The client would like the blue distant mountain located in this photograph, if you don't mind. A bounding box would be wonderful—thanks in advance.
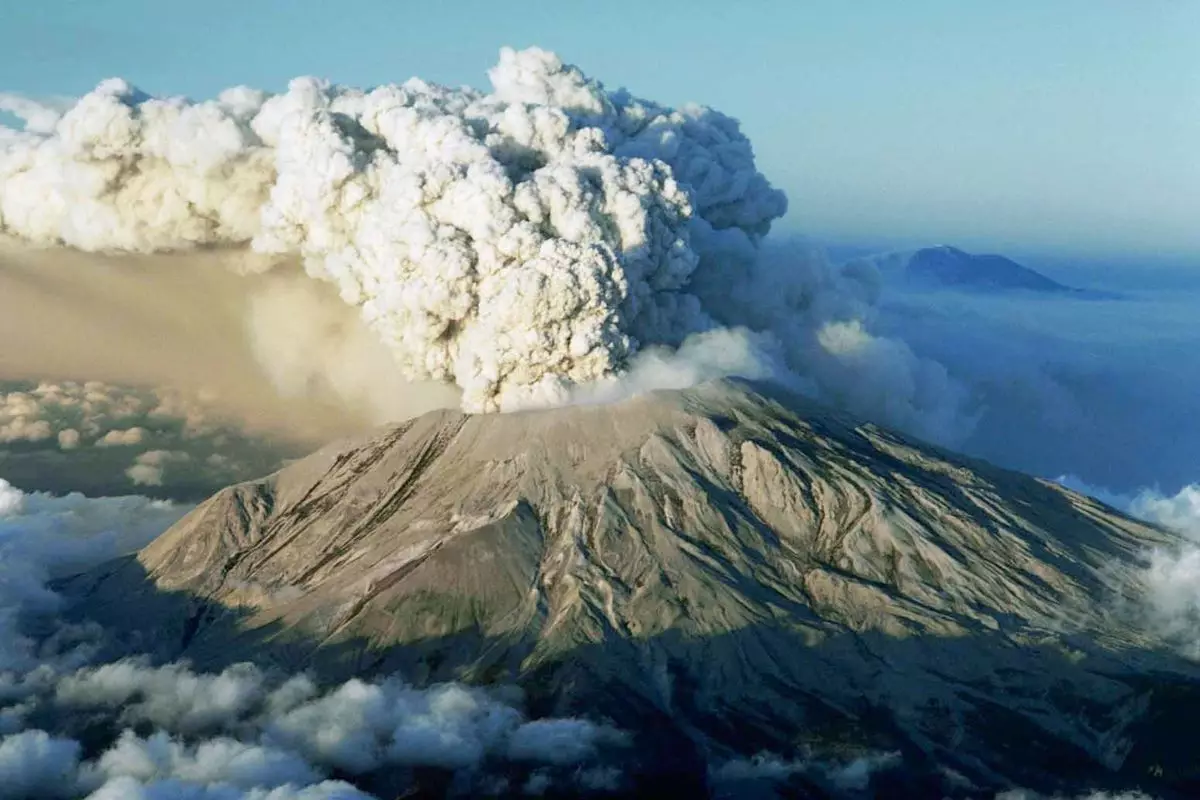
[853,244,1116,295]
[902,245,1072,291]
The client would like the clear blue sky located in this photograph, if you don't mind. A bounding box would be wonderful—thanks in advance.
[1,0,1196,260]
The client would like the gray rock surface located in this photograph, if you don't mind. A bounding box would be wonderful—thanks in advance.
[67,379,1200,795]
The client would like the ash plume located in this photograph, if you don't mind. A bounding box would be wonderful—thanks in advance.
[0,47,973,445]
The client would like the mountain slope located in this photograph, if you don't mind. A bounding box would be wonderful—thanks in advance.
[68,379,1199,796]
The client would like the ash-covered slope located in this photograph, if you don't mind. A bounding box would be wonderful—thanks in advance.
[71,379,1200,795]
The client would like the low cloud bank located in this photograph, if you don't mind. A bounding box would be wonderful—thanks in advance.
[0,378,307,500]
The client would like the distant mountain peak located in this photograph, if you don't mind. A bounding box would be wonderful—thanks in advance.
[904,245,1072,292]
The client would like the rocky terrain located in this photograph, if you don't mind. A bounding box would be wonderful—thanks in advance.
[64,379,1200,797]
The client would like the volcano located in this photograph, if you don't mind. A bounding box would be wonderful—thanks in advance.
[861,245,1082,294]
[66,379,1200,797]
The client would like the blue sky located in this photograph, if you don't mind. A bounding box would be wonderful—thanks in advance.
[1,0,1196,260]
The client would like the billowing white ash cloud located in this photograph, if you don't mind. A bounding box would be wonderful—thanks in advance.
[0,80,273,252]
[0,47,972,444]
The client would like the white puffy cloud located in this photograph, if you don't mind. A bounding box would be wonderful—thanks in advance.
[0,382,207,449]
[42,666,626,797]
[0,480,183,575]
[1141,547,1200,652]
[0,478,186,672]
[0,730,81,799]
[0,391,53,444]
[50,662,626,795]
[84,776,375,800]
[125,450,192,488]
[827,751,900,791]
[1130,484,1200,539]
[1056,476,1200,537]
[0,94,70,136]
[709,748,905,797]
[711,752,806,785]
[85,731,320,791]
[505,718,626,766]
[0,380,303,500]
[1128,483,1200,658]
[95,428,147,448]
[264,678,622,774]
[0,478,22,517]
[56,661,269,735]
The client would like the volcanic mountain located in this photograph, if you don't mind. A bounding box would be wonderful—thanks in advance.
[67,379,1200,797]
[863,245,1077,293]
